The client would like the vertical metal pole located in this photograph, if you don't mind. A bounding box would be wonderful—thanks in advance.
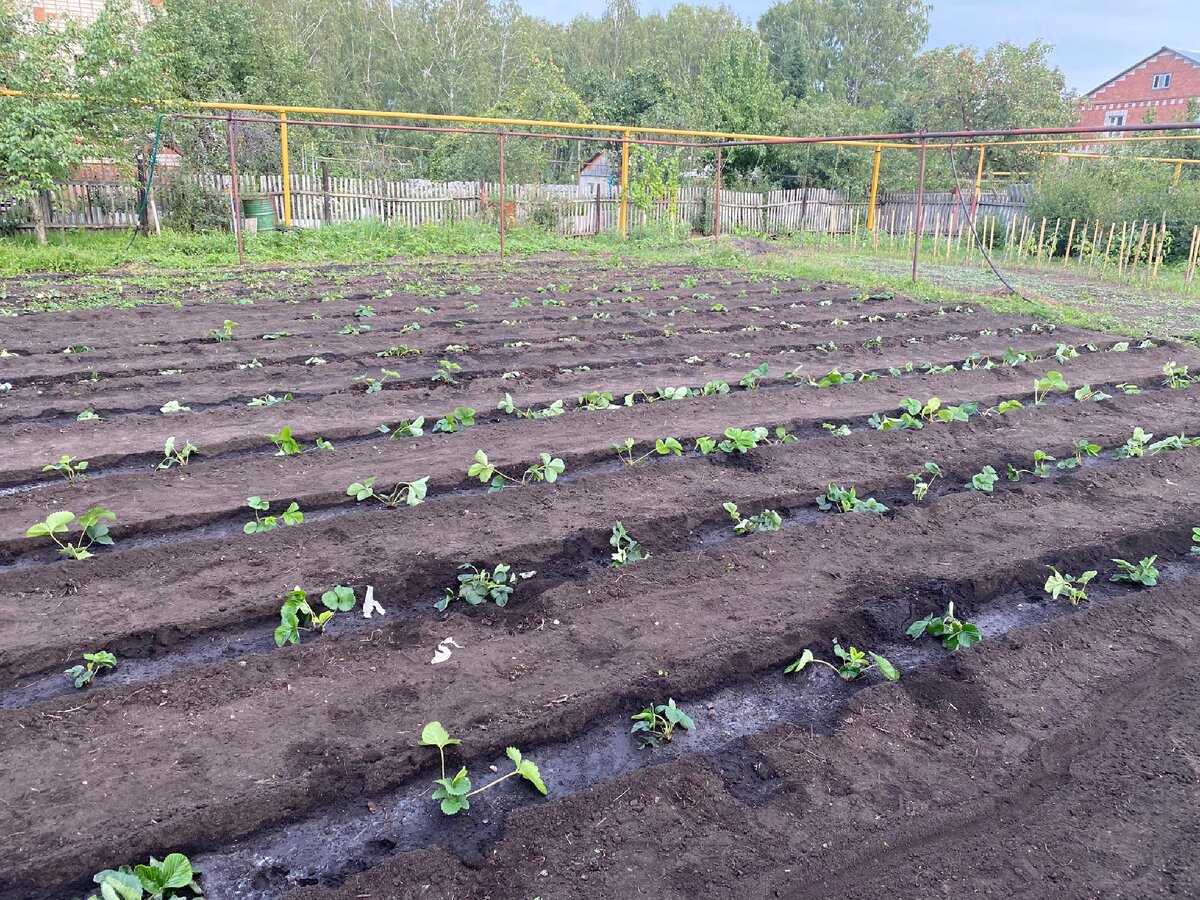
[970,145,986,221]
[714,147,722,240]
[279,111,293,228]
[135,152,148,236]
[1174,161,1184,188]
[226,114,244,265]
[498,130,506,260]
[866,143,882,231]
[619,130,630,237]
[912,139,927,283]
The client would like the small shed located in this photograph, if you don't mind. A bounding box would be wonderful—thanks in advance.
[578,152,614,196]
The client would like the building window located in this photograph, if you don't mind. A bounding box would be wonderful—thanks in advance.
[1105,112,1126,126]
[1152,73,1172,89]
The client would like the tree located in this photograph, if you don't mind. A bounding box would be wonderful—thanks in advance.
[758,0,929,107]
[0,0,168,243]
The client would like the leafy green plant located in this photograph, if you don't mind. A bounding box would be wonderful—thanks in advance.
[1033,370,1069,405]
[347,476,429,508]
[497,394,564,420]
[630,698,695,748]
[966,465,999,492]
[610,521,649,566]
[1073,384,1112,402]
[613,437,682,467]
[1044,567,1097,605]
[700,379,730,396]
[578,390,616,410]
[1056,439,1101,470]
[25,506,115,559]
[206,319,236,342]
[248,393,293,407]
[1193,526,1200,554]
[419,721,546,815]
[739,363,769,390]
[436,563,514,611]
[382,416,425,439]
[432,359,461,385]
[157,437,197,471]
[907,602,981,651]
[785,641,899,682]
[468,449,564,492]
[433,406,475,433]
[722,501,783,535]
[1146,433,1200,454]
[996,399,1024,414]
[823,423,852,436]
[718,426,768,454]
[243,497,303,534]
[1163,360,1193,389]
[898,397,978,423]
[160,400,190,414]
[1110,556,1159,587]
[377,344,420,358]
[1112,427,1152,459]
[907,461,942,500]
[816,483,888,514]
[65,650,117,688]
[87,852,202,900]
[43,454,88,483]
[77,407,102,421]
[267,425,302,456]
[274,585,357,646]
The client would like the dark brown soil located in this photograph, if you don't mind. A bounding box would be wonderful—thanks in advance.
[0,259,1197,900]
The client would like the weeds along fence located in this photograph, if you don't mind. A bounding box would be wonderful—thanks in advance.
[3,172,1031,240]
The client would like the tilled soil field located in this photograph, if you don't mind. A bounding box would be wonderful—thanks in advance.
[1,258,1199,900]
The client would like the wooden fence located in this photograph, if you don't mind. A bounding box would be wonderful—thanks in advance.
[2,172,1030,239]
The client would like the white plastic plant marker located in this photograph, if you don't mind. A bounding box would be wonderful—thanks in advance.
[362,585,385,618]
[432,637,462,664]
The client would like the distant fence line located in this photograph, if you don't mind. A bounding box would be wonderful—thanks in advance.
[1,172,1031,238]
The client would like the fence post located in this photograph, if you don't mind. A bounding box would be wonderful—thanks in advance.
[321,163,331,224]
[619,130,630,237]
[714,147,722,240]
[593,183,601,236]
[279,111,293,228]
[135,152,148,236]
[866,144,882,231]
[225,114,244,265]
[912,139,927,283]
[970,146,986,221]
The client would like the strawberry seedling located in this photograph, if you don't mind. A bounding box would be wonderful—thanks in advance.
[718,426,768,454]
[907,602,981,651]
[274,585,357,646]
[966,465,999,492]
[723,501,783,535]
[1162,360,1193,389]
[432,359,461,385]
[907,462,942,500]
[42,454,88,484]
[381,416,425,439]
[1033,370,1069,405]
[785,641,899,682]
[157,437,197,471]
[578,390,616,410]
[243,497,304,534]
[433,406,475,433]
[630,698,695,748]
[25,507,116,560]
[1074,384,1112,402]
[64,650,117,688]
[497,394,564,420]
[267,426,302,456]
[817,483,888,513]
[1044,567,1097,605]
[468,450,564,492]
[1110,556,1159,587]
[823,423,852,436]
[613,437,682,467]
[610,521,649,566]
[739,363,769,390]
[206,319,236,342]
[248,393,293,407]
[347,476,430,508]
[160,400,191,414]
[436,563,514,611]
[1112,427,1152,459]
[1056,439,1101,470]
[419,721,547,815]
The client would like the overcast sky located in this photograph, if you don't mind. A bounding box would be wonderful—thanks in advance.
[521,0,1200,95]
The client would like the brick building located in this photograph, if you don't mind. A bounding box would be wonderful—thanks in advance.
[30,0,109,24]
[1082,47,1200,131]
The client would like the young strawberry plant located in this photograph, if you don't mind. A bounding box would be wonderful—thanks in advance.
[497,394,565,420]
[436,563,514,611]
[244,497,304,533]
[65,650,117,688]
[907,602,981,651]
[468,450,564,492]
[347,476,430,508]
[630,698,695,748]
[965,465,999,492]
[419,721,547,815]
[433,406,475,433]
[578,390,616,410]
[432,359,461,385]
[816,483,888,513]
[723,501,782,535]
[907,461,942,500]
[382,416,425,439]
[274,585,357,646]
[88,853,202,900]
[1074,384,1112,402]
[206,319,236,342]
[157,436,197,471]
[248,393,294,407]
[1056,439,1101,470]
[160,400,191,414]
[42,454,88,483]
[739,363,769,390]
[25,507,116,560]
[1110,556,1159,586]
[613,437,682,467]
[718,426,768,454]
[610,521,649,566]
[1162,360,1193,389]
[1033,370,1069,405]
[267,426,302,456]
[1112,427,1152,459]
[1044,567,1097,605]
[785,641,899,682]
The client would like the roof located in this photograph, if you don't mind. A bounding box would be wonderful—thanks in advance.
[1086,46,1200,97]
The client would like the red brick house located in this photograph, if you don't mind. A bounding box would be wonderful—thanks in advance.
[1081,47,1200,131]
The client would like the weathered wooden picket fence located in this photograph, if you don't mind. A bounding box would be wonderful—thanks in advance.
[2,172,1030,239]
